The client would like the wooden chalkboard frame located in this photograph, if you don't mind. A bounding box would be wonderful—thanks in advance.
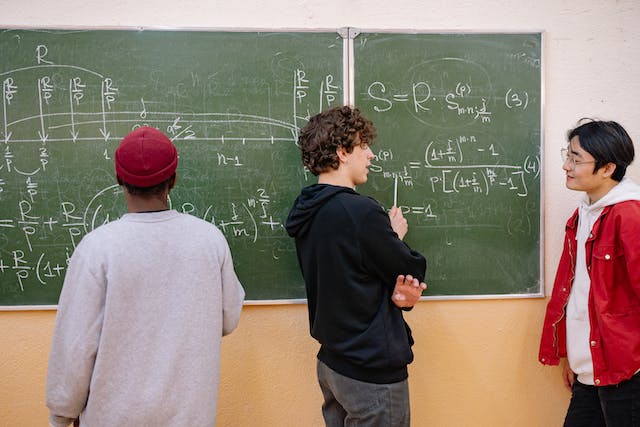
[0,27,543,309]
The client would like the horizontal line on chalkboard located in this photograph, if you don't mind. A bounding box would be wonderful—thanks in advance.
[46,118,298,130]
[411,224,502,229]
[10,112,298,132]
[4,137,296,143]
[423,164,522,169]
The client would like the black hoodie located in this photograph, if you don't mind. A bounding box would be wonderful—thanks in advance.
[286,184,427,384]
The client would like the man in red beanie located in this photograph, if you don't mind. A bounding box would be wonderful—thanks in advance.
[46,127,245,427]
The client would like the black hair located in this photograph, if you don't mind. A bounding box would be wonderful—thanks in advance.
[117,174,176,197]
[567,119,634,181]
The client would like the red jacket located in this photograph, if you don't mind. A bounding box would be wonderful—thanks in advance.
[539,201,640,386]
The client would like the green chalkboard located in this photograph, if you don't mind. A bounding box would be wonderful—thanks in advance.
[0,29,542,306]
[354,32,542,296]
[0,29,343,306]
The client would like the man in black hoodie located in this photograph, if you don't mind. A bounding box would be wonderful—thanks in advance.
[286,106,427,426]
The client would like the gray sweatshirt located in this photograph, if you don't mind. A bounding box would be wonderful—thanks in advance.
[46,210,245,427]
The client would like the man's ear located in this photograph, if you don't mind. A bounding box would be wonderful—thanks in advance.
[336,146,349,164]
[600,162,617,179]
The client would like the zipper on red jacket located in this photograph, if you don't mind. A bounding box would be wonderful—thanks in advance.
[551,233,576,357]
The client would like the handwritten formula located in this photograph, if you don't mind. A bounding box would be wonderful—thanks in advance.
[355,32,542,296]
[0,29,343,304]
[0,29,543,303]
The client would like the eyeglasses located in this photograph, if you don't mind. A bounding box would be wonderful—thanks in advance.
[560,148,596,170]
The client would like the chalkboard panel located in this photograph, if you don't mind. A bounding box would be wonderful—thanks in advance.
[354,32,542,297]
[0,29,343,306]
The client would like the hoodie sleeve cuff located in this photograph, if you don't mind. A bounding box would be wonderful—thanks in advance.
[49,414,74,427]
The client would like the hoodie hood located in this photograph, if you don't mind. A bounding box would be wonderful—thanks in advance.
[580,176,640,216]
[285,184,356,238]
[578,177,640,237]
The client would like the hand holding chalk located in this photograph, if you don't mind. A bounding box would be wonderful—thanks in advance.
[389,205,408,240]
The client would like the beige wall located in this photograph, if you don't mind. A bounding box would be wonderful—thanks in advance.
[1,0,639,425]
[1,301,564,426]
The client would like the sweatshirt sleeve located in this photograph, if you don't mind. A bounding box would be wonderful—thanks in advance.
[359,202,427,290]
[219,238,245,336]
[46,245,105,424]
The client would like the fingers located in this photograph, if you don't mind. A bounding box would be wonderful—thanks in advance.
[389,206,406,223]
[396,274,426,290]
[406,276,424,290]
[392,274,427,308]
[389,209,408,240]
[562,373,572,392]
[561,359,575,392]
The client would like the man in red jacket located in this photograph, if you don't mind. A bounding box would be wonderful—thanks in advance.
[539,119,640,426]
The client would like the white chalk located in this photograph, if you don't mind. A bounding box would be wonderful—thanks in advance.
[393,175,398,207]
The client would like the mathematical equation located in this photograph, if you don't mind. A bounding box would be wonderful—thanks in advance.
[368,134,540,221]
[0,41,340,299]
[1,30,543,301]
[366,80,530,124]
[0,183,293,291]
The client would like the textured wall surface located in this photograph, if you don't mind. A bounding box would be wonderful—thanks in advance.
[1,0,639,425]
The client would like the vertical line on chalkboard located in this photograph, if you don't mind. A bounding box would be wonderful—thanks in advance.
[292,69,298,135]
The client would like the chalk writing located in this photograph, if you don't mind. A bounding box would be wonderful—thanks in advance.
[0,29,542,302]
[0,30,343,304]
[354,32,542,297]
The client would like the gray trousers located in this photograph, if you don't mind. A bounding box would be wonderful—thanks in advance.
[317,360,410,427]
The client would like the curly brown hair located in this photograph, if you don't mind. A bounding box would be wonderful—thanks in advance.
[298,106,377,175]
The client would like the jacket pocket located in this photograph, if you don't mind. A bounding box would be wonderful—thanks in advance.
[591,244,624,281]
[592,244,622,261]
[600,309,640,356]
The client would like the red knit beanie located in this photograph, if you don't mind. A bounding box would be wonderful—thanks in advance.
[115,127,178,187]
